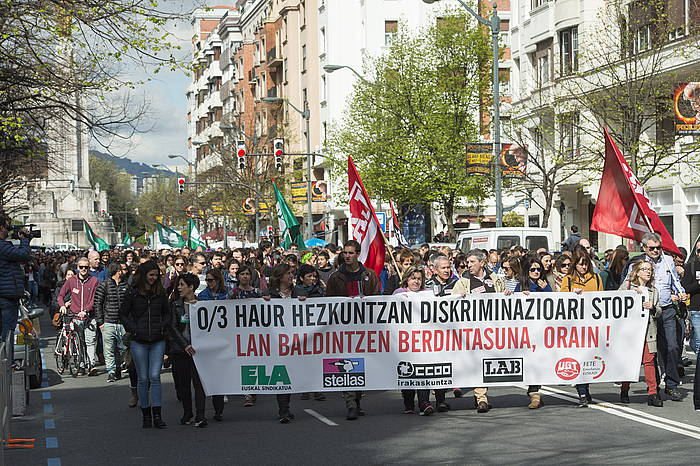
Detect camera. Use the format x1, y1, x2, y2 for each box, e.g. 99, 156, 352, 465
10, 224, 41, 239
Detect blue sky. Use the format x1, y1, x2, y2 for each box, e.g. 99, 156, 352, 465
94, 1, 198, 168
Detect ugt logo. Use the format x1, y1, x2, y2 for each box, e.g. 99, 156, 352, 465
241, 365, 291, 386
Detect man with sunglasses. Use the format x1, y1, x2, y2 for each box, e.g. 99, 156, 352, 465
58, 257, 100, 375
191, 253, 208, 294
623, 233, 687, 401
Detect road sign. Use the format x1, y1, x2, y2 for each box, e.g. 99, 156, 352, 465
375, 212, 386, 233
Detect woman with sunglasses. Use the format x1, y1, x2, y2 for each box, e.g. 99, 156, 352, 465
560, 250, 603, 407
514, 257, 551, 408
196, 268, 228, 421
501, 257, 522, 295
619, 261, 664, 407
165, 257, 188, 297
547, 254, 572, 292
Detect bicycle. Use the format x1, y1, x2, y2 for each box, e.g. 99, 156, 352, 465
54, 314, 90, 377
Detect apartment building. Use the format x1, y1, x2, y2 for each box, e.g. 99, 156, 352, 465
509, 0, 700, 250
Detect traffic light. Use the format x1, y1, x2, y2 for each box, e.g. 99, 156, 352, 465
177, 177, 185, 194
273, 138, 284, 171
236, 140, 246, 169
266, 225, 273, 236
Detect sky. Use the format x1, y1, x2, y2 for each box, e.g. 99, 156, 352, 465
92, 1, 200, 168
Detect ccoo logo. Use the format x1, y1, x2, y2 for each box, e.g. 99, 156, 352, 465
555, 358, 581, 381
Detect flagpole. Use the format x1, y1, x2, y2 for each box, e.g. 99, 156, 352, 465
639, 211, 684, 293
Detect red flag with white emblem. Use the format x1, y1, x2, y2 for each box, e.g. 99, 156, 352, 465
590, 128, 681, 255
347, 157, 386, 277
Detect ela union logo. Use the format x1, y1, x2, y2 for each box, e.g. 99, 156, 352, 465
555, 358, 581, 381
241, 365, 291, 391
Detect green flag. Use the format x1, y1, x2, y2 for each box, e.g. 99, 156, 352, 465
83, 219, 110, 251
272, 181, 305, 250
187, 218, 206, 250
156, 222, 186, 248
122, 233, 132, 248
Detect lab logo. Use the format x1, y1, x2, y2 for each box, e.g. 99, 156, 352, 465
482, 358, 524, 383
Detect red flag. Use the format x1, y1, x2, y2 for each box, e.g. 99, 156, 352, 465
590, 128, 681, 255
347, 157, 386, 277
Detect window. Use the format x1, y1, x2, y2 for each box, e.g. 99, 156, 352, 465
283, 58, 288, 82
558, 112, 580, 159
320, 27, 326, 55
283, 17, 288, 42
321, 75, 327, 101
533, 39, 552, 86
497, 236, 520, 250
530, 0, 551, 10
559, 26, 578, 75
302, 45, 307, 72
301, 0, 306, 27
499, 19, 510, 48
323, 121, 327, 143
384, 20, 398, 45
526, 236, 548, 251
531, 0, 551, 9
635, 24, 651, 52
498, 69, 510, 96
459, 238, 472, 254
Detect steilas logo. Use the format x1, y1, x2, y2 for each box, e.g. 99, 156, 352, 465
322, 358, 365, 388
555, 358, 580, 380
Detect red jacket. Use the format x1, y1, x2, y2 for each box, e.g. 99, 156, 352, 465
58, 275, 100, 319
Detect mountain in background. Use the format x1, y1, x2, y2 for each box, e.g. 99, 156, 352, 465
89, 149, 175, 177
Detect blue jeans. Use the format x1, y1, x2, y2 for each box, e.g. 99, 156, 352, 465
101, 323, 126, 373
657, 307, 681, 390
131, 340, 166, 408
0, 298, 20, 363
689, 311, 700, 355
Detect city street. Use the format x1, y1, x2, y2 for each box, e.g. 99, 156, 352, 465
7, 312, 700, 466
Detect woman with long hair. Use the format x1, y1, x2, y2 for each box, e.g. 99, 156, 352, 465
514, 257, 551, 409
119, 261, 170, 428
198, 268, 228, 300
605, 248, 629, 290
263, 263, 302, 423
547, 254, 572, 292
560, 250, 604, 407
619, 261, 663, 407
502, 257, 522, 294
167, 273, 214, 426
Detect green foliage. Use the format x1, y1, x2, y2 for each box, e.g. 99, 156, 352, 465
88, 155, 139, 235
503, 212, 524, 227
327, 13, 492, 239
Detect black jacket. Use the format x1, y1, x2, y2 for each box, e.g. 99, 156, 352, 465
119, 287, 170, 344
683, 256, 700, 311
167, 298, 192, 354
94, 278, 128, 325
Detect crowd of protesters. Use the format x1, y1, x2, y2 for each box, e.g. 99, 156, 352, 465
11, 228, 700, 429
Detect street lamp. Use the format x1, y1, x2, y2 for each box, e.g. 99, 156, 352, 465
422, 0, 503, 227
323, 64, 369, 83
262, 96, 314, 240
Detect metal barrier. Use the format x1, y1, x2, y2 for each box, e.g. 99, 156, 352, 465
0, 335, 11, 466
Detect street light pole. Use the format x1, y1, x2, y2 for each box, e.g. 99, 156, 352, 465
262, 97, 314, 240
423, 0, 502, 227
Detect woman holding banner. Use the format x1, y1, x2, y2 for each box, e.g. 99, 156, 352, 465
263, 263, 303, 423
393, 267, 435, 416
167, 273, 211, 427
560, 250, 603, 408
618, 261, 664, 407
514, 257, 551, 409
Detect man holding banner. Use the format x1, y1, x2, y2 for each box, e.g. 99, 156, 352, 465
326, 240, 381, 420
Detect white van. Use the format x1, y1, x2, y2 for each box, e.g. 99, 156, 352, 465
52, 243, 79, 251
456, 228, 554, 253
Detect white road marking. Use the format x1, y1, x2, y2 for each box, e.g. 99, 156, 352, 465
535, 385, 700, 440
304, 408, 338, 426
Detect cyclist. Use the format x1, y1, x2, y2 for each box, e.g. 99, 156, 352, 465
57, 257, 99, 375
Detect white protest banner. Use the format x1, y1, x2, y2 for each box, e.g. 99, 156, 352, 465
190, 291, 645, 395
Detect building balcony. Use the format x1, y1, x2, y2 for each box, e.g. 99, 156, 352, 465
267, 47, 282, 67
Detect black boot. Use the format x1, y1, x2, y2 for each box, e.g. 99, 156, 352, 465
141, 407, 152, 429
152, 406, 167, 429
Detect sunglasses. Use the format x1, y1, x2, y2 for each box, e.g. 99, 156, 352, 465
456, 264, 466, 269
197, 261, 206, 265
529, 268, 542, 272
562, 263, 571, 267
646, 245, 662, 251
502, 266, 511, 271
175, 263, 185, 266
205, 278, 215, 282
78, 265, 89, 270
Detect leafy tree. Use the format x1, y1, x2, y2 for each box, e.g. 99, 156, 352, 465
327, 14, 492, 240
88, 154, 140, 235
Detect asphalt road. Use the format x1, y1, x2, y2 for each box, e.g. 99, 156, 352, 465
7, 313, 700, 466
